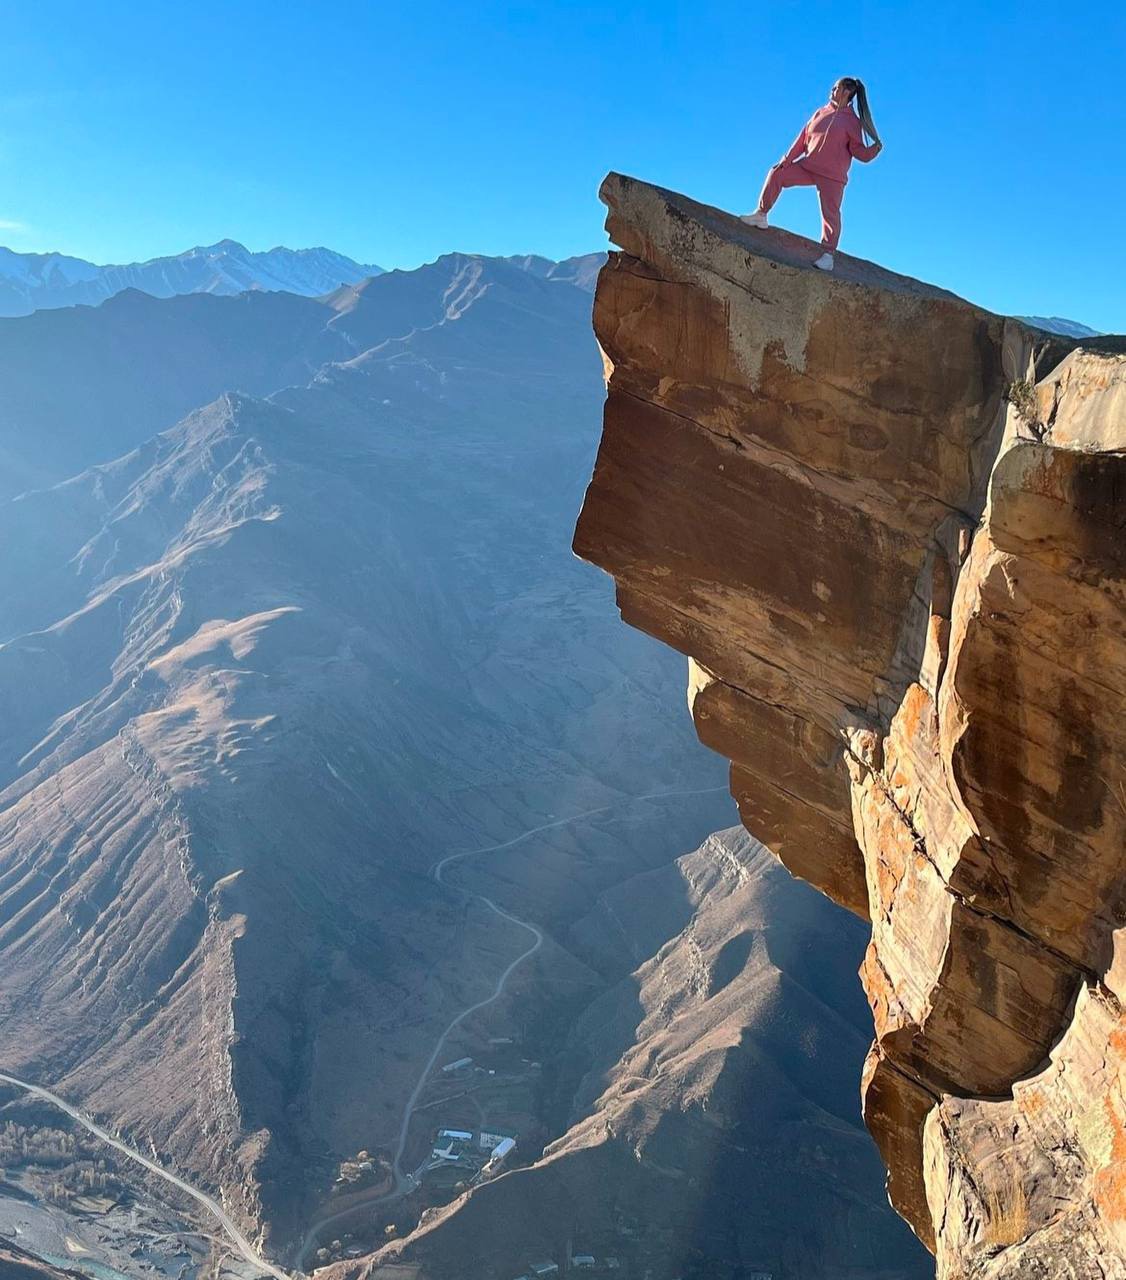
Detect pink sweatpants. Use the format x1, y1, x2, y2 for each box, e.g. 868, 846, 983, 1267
757, 162, 845, 251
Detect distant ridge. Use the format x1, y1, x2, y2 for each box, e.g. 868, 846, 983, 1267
501, 251, 606, 291
0, 240, 384, 317
0, 250, 602, 499
1019, 314, 1100, 338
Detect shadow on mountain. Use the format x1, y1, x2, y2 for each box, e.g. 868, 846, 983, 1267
370, 830, 930, 1279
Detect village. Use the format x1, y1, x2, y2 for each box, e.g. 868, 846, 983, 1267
309, 1038, 781, 1280
309, 1042, 546, 1270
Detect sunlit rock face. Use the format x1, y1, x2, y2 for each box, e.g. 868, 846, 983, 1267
574, 172, 1126, 1277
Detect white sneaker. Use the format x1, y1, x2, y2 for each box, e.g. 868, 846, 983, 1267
813, 252, 834, 271
741, 211, 769, 228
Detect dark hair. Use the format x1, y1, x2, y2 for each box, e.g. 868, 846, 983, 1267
840, 77, 880, 145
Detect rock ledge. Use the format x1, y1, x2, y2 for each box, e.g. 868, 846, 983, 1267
574, 172, 1126, 1277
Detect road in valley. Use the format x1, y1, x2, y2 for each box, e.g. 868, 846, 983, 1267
1, 786, 729, 1278
0, 1069, 290, 1280
385, 878, 541, 1187
0, 778, 731, 1280
294, 783, 728, 1270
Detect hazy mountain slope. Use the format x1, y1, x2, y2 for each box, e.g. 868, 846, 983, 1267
0, 241, 383, 318
0, 250, 930, 1277
502, 252, 606, 291
1017, 314, 1099, 337
0, 253, 596, 500
0, 288, 351, 498
365, 830, 928, 1280
321, 251, 595, 355
0, 265, 732, 1250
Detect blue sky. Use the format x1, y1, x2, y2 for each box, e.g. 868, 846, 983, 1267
1, 0, 1122, 330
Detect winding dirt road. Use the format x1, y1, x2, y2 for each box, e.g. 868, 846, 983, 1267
0, 1069, 289, 1280
295, 783, 727, 1269
386, 872, 542, 1185
294, 844, 546, 1268
1, 785, 729, 1279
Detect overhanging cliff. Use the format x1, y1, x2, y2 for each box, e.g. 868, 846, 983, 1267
574, 172, 1126, 1277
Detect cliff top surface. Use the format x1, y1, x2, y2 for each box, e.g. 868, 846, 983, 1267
602, 172, 1124, 357
601, 171, 982, 305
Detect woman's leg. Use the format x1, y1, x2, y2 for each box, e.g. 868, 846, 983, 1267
815, 179, 846, 250
757, 161, 816, 214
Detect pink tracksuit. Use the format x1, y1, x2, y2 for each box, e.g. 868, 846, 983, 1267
757, 104, 881, 251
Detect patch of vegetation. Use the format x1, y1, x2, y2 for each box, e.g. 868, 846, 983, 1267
0, 1119, 126, 1210
1005, 379, 1042, 431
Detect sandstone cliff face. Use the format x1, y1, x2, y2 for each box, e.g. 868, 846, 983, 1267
574, 173, 1126, 1277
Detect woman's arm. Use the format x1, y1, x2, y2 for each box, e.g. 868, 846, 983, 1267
780, 121, 810, 165
849, 130, 883, 162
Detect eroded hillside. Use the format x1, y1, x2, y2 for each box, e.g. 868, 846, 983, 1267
0, 253, 747, 1267
0, 243, 937, 1280
573, 173, 1126, 1278
332, 830, 928, 1280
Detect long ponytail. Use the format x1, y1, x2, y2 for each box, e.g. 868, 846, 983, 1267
849, 78, 881, 145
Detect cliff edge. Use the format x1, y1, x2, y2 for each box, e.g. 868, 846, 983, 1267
574, 172, 1126, 1277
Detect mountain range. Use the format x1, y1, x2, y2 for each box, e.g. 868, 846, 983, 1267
0, 241, 384, 317
0, 248, 927, 1278
0, 237, 1099, 347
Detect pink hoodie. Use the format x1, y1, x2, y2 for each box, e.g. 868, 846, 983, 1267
781, 104, 880, 184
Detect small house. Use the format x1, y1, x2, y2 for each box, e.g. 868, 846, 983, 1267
485, 1136, 516, 1166
478, 1127, 518, 1151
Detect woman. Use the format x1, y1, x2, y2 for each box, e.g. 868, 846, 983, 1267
742, 77, 882, 271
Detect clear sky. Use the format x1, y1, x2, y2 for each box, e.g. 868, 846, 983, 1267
1, 0, 1122, 330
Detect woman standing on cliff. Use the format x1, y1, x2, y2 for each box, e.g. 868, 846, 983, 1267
742, 77, 882, 272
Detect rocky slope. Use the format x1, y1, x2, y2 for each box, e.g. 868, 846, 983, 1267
0, 252, 739, 1257
573, 174, 1125, 1278
356, 829, 928, 1280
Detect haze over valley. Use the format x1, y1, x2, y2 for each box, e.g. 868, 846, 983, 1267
0, 243, 933, 1279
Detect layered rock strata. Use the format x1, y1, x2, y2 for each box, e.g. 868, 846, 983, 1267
574, 173, 1126, 1276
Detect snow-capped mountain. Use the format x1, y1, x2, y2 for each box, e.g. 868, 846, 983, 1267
0, 241, 383, 316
